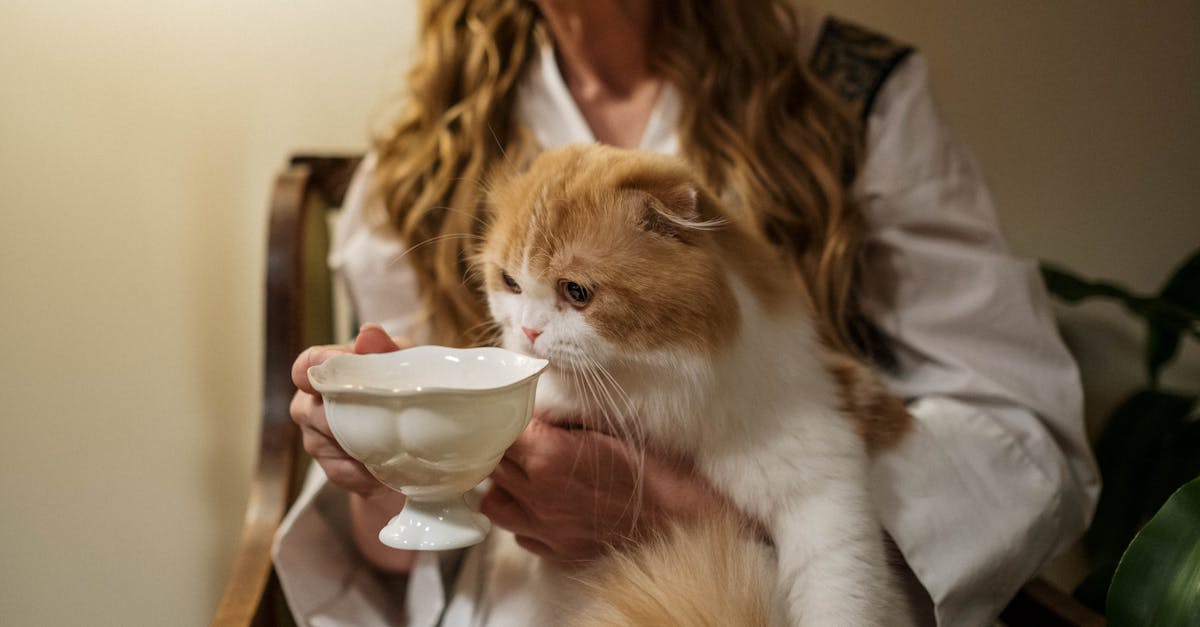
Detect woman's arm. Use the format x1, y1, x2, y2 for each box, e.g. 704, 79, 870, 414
854, 52, 1100, 626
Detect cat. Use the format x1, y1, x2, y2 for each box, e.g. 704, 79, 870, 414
475, 144, 914, 626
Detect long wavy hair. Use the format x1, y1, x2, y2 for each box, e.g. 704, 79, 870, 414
373, 0, 871, 357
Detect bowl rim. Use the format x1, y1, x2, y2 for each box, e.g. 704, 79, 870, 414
308, 345, 549, 398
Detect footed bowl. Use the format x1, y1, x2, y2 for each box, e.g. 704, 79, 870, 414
309, 345, 548, 550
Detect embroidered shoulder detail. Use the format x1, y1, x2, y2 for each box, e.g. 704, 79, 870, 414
810, 17, 914, 121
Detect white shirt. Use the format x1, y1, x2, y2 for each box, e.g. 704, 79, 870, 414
273, 36, 1099, 627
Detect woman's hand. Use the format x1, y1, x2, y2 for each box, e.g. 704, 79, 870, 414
290, 324, 413, 497
480, 417, 736, 563
290, 323, 416, 573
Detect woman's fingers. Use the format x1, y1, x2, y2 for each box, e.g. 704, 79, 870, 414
291, 344, 350, 394
512, 535, 556, 559
298, 418, 384, 495
287, 323, 413, 498
290, 324, 412, 394
484, 417, 754, 563
299, 423, 341, 459
492, 455, 529, 483
482, 422, 631, 560
353, 323, 408, 354
290, 390, 328, 431
321, 456, 386, 497
480, 484, 536, 533
502, 419, 574, 478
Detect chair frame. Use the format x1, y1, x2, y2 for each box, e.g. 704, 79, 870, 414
212, 154, 1105, 627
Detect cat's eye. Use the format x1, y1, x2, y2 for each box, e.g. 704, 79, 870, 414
501, 271, 522, 294
559, 280, 590, 307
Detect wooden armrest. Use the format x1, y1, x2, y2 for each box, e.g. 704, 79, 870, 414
1001, 577, 1106, 627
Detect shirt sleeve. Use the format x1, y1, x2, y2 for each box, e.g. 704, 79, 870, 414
855, 53, 1101, 626
272, 465, 417, 626
328, 152, 427, 340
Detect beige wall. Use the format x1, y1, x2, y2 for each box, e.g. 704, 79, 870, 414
0, 2, 417, 625
0, 2, 1195, 625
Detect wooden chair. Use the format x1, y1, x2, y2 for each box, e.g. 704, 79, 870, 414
211, 155, 359, 627
211, 154, 1106, 627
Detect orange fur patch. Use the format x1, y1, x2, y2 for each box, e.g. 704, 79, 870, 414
826, 350, 913, 454
483, 144, 911, 450
481, 145, 751, 357
568, 510, 774, 627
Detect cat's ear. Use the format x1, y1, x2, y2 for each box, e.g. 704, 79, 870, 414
639, 184, 725, 239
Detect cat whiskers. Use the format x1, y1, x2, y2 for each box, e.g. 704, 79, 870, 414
584, 355, 647, 463
574, 353, 648, 536
461, 261, 492, 292
581, 354, 643, 446
461, 318, 502, 347
430, 201, 492, 230
552, 355, 623, 531
486, 123, 514, 169
387, 232, 485, 267
557, 352, 640, 445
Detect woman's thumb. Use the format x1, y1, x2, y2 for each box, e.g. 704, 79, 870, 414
353, 323, 401, 354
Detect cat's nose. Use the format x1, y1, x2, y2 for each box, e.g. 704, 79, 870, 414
521, 326, 543, 343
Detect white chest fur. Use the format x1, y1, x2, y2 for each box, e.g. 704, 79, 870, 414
530, 276, 912, 625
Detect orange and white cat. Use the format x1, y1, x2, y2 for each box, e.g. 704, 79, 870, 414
476, 144, 913, 626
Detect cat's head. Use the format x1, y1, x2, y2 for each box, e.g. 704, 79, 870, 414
477, 145, 741, 370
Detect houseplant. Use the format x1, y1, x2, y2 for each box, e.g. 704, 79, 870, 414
1041, 247, 1199, 623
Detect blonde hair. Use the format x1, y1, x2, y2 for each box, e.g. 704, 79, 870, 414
374, 0, 871, 356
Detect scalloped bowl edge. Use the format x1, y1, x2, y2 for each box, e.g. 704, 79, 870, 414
308, 345, 549, 398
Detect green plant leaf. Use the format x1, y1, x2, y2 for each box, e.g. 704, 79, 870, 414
1158, 248, 1200, 316
1041, 264, 1139, 304
1086, 390, 1198, 567
1041, 257, 1199, 349
1079, 412, 1200, 610
1107, 476, 1200, 627
1145, 323, 1181, 386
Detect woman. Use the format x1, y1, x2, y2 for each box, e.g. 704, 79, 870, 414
275, 1, 1099, 625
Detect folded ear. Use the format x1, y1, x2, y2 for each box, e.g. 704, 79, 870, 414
639, 183, 727, 239
641, 181, 697, 236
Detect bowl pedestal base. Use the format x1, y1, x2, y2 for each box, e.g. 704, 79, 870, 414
379, 495, 491, 550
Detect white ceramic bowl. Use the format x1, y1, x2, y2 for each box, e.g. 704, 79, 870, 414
309, 346, 548, 550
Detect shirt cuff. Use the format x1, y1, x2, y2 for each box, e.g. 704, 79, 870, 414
272, 465, 411, 626
870, 397, 1072, 627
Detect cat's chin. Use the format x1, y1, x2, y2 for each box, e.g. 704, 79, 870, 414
513, 347, 582, 373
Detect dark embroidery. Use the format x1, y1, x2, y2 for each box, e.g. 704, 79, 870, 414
810, 17, 914, 122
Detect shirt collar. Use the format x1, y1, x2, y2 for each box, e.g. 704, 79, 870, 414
514, 43, 680, 155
